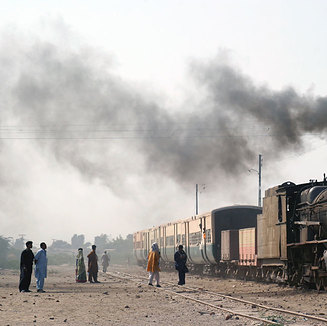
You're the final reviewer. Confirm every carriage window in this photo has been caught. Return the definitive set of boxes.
[278,196,282,222]
[206,229,212,243]
[166,236,174,246]
[189,232,201,245]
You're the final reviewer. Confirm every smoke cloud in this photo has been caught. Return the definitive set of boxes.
[1,28,327,195]
[191,58,327,148]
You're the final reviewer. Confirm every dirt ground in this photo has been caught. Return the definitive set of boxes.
[1,265,327,325]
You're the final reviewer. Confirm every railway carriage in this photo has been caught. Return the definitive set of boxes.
[133,206,262,272]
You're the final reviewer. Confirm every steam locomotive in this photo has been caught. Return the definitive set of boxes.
[133,177,327,289]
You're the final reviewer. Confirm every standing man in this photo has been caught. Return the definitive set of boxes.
[101,251,110,273]
[147,242,161,287]
[174,245,188,285]
[34,242,48,293]
[87,245,99,283]
[19,241,34,292]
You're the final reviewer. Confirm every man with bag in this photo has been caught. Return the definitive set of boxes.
[174,245,188,285]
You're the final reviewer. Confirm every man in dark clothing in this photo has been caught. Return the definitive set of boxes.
[19,241,34,292]
[174,245,188,285]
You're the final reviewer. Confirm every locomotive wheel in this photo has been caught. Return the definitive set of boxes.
[315,278,323,291]
[314,273,327,291]
[322,277,327,291]
[289,271,300,286]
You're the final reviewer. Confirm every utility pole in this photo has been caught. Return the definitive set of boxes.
[248,154,263,207]
[258,154,262,207]
[195,184,206,215]
[196,184,199,215]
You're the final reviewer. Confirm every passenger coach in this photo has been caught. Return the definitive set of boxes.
[133,205,262,270]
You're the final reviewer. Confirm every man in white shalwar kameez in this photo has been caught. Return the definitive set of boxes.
[34,242,48,293]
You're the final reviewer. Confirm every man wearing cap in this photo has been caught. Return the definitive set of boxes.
[19,241,34,292]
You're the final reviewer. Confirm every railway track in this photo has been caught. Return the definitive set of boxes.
[106,270,327,325]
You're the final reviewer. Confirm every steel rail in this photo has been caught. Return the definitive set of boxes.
[161,278,327,324]
[108,271,327,324]
[106,271,281,325]
[188,284,327,324]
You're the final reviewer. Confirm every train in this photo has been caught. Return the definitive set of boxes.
[133,176,327,289]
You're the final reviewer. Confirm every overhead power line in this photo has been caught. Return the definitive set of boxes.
[0,124,325,141]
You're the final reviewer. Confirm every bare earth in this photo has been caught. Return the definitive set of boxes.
[0,265,327,325]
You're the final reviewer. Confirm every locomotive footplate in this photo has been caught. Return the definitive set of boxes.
[313,269,327,277]
[287,239,327,247]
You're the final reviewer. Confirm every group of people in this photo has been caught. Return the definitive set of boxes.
[147,243,188,287]
[20,239,186,291]
[19,241,48,293]
[75,245,111,283]
[19,241,111,292]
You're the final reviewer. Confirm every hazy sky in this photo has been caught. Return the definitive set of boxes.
[1,0,327,246]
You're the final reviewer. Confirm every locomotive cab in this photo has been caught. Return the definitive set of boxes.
[282,179,327,289]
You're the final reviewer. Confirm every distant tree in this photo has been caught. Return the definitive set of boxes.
[13,237,25,250]
[84,241,91,249]
[49,240,71,250]
[106,234,133,264]
[108,234,132,252]
[71,234,85,249]
[94,234,109,252]
[0,236,10,267]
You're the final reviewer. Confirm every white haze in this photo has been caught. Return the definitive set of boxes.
[0,1,327,246]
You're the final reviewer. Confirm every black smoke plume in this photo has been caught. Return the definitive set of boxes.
[1,31,326,193]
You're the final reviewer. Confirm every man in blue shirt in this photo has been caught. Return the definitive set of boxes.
[34,242,48,293]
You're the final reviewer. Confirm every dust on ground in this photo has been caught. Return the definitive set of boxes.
[0,264,326,325]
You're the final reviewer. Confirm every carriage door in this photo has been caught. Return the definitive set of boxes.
[199,216,210,264]
[163,226,167,260]
[202,215,210,264]
[185,221,190,259]
[154,228,157,244]
[147,232,150,254]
